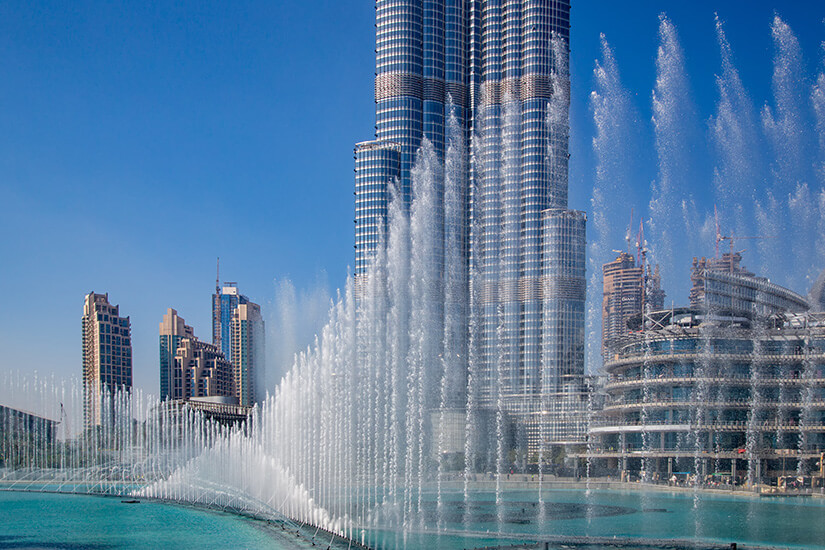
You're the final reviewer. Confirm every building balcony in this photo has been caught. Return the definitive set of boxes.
[588,418,825,434]
[603,375,825,392]
[599,398,825,413]
[606,352,825,371]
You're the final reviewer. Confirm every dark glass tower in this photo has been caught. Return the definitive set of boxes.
[212,284,249,359]
[354,0,585,445]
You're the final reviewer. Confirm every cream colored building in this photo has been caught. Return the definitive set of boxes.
[230,302,264,407]
[175,338,234,400]
[159,308,194,400]
[82,292,132,428]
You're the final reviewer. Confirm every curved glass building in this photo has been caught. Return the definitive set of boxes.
[591,307,825,485]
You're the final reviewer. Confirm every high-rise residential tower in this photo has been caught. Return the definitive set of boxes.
[230,303,264,407]
[212,283,249,359]
[211,280,263,406]
[175,338,234,400]
[159,307,242,404]
[82,292,132,428]
[159,308,194,400]
[354,1,583,440]
[601,252,665,361]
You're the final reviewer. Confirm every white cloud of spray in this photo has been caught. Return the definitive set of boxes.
[260,274,332,400]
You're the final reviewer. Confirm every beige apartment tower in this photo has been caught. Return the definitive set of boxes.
[159,308,194,400]
[159,308,236,403]
[82,292,132,428]
[602,253,664,361]
[230,303,264,407]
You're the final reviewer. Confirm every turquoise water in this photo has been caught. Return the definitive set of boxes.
[0,491,312,549]
[362,488,825,549]
[2,489,824,549]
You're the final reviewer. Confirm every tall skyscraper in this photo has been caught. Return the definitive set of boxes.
[354,141,401,275]
[210,278,264,406]
[212,283,249,359]
[230,303,264,407]
[82,292,132,428]
[601,252,664,361]
[353,1,582,439]
[159,308,194,401]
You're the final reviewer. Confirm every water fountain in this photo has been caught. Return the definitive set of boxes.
[3,11,825,550]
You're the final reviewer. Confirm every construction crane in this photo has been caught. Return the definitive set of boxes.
[635,218,648,269]
[635,218,651,319]
[714,206,776,272]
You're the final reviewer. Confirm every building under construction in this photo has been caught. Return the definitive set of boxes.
[590,252,825,488]
[690,252,809,315]
[602,252,664,362]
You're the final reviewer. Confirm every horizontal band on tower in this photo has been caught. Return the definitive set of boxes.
[481,75,569,104]
[375,72,469,106]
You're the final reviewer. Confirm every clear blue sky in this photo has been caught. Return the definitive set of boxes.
[1,1,823,393]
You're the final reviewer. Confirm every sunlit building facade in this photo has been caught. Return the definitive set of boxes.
[209,281,264,406]
[159,308,194,401]
[212,283,249,358]
[230,302,264,407]
[82,292,132,428]
[175,338,234,400]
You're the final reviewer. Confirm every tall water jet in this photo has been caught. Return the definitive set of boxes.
[814,45,825,184]
[589,34,636,373]
[266,277,333,395]
[387,167,410,538]
[811,49,825,282]
[746,302,768,490]
[710,15,760,239]
[650,14,696,287]
[760,15,818,289]
[762,16,808,198]
[463,103,483,522]
[436,102,468,529]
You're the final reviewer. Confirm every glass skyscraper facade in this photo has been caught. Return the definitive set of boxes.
[212,285,249,359]
[211,283,264,406]
[355,140,401,275]
[354,0,585,444]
